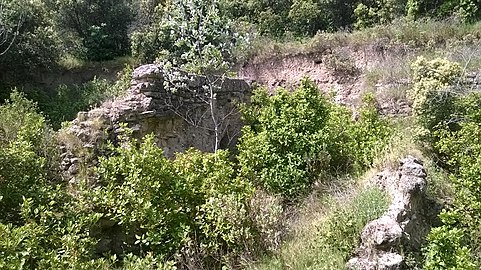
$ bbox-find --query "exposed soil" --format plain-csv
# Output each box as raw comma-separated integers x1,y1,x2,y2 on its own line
238,47,373,103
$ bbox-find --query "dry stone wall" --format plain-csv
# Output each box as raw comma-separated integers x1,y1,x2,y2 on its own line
347,156,433,270
59,64,251,183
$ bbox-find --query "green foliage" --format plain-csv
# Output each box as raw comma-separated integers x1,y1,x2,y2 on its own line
0,0,61,72
411,57,481,264
406,0,479,21
354,0,407,29
47,0,134,61
423,211,477,270
238,79,330,198
0,92,107,269
287,0,322,36
0,91,51,222
131,0,243,73
238,79,391,199
121,253,176,270
86,136,254,266
223,0,357,37
0,90,46,146
408,56,461,144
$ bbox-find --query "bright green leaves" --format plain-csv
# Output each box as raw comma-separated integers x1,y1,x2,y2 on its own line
424,226,476,270
90,137,254,263
238,79,391,199
408,57,461,144
238,79,330,199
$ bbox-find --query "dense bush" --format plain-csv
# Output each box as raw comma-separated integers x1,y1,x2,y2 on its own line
80,135,255,267
223,0,355,37
46,0,134,61
409,57,480,266
354,0,406,29
0,92,257,268
0,92,103,268
0,0,61,73
423,211,477,269
408,56,462,146
238,79,391,199
407,0,479,21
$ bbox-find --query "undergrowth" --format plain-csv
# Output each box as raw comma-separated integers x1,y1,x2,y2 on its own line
248,186,389,270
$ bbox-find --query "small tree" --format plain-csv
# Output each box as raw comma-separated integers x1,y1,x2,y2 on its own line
132,0,248,152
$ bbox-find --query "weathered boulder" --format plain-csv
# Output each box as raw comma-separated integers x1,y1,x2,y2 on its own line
347,156,430,270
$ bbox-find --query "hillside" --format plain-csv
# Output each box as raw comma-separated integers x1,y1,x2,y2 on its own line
2,1,481,269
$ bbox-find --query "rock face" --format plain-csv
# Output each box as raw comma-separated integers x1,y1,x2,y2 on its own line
347,156,430,270
59,64,251,183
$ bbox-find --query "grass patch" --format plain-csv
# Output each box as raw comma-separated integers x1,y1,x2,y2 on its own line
58,55,138,71
370,117,422,170
248,186,389,270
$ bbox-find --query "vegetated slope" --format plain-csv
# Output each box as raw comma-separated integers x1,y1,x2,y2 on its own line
240,20,481,270
238,19,481,114
3,3,481,267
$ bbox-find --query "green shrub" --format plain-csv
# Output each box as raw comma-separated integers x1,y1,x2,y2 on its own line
238,79,391,199
0,91,104,269
410,57,481,264
408,56,462,145
354,0,406,29
48,0,134,61
131,0,243,71
86,135,254,267
423,211,477,270
238,79,330,199
0,91,52,223
287,0,322,36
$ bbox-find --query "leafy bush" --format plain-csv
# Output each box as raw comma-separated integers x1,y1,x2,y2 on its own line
85,136,254,267
423,211,477,270
0,92,105,269
238,79,330,199
48,0,134,61
354,0,407,29
409,57,481,264
0,91,51,222
238,79,391,199
131,0,243,72
408,56,462,145
407,0,479,21
0,0,61,73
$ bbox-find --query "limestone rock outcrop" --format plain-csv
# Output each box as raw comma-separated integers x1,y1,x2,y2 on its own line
59,64,251,183
347,156,430,270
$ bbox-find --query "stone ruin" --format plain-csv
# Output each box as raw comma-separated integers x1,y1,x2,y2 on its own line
59,64,251,183
347,156,436,270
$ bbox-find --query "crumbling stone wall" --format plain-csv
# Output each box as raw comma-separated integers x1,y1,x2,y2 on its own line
59,64,251,183
347,156,434,270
